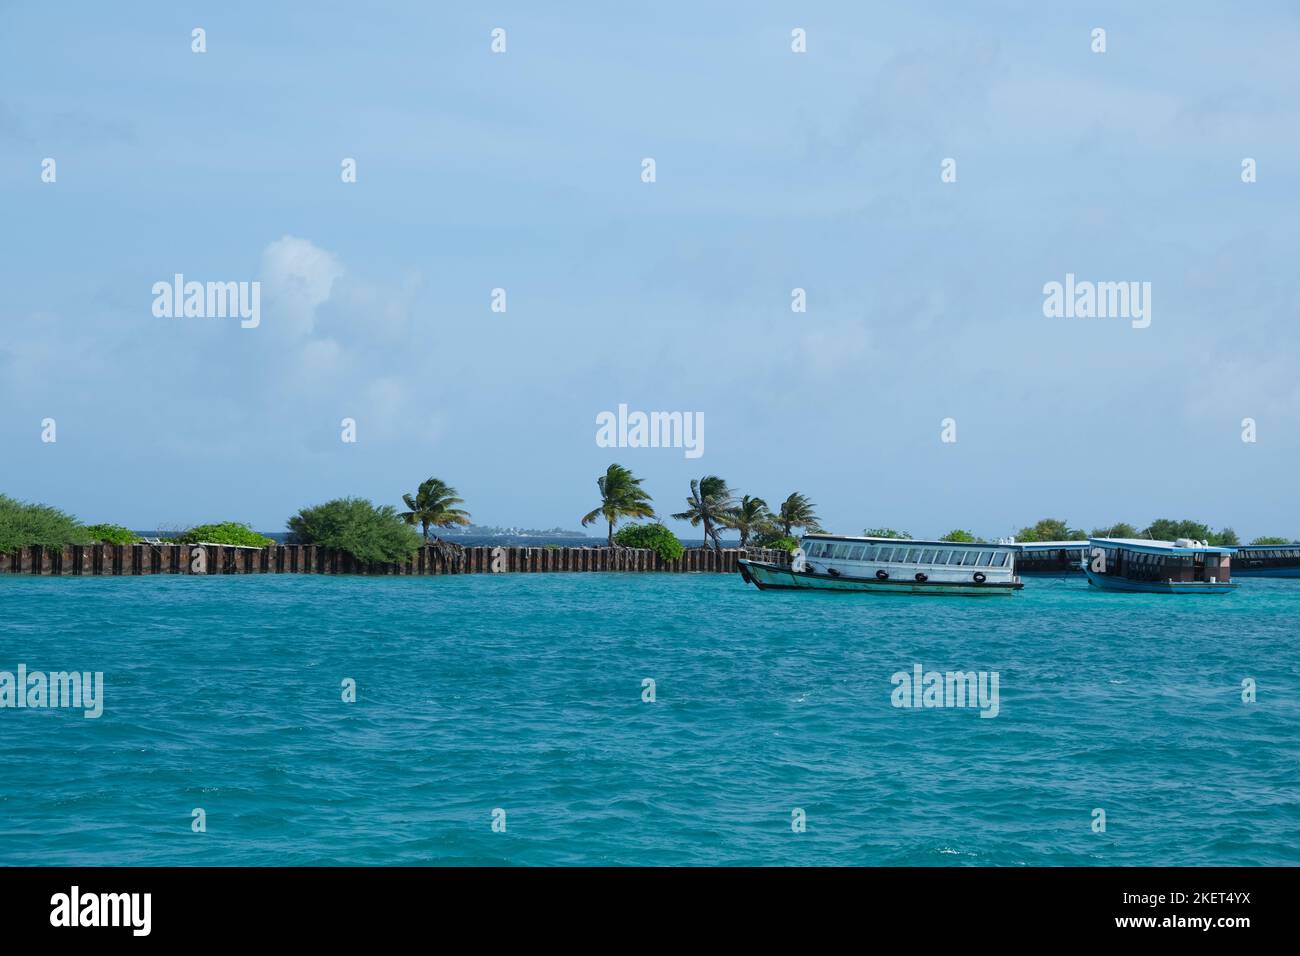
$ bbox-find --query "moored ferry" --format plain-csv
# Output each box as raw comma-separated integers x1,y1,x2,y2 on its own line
1231,543,1300,578
739,534,1023,596
1014,541,1087,574
1085,538,1237,594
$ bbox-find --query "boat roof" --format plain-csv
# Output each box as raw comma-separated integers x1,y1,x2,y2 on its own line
1088,537,1236,555
1235,543,1299,550
1014,541,1087,550
802,534,1015,549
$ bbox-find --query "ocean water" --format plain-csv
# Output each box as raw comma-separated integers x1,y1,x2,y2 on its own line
1,572,1297,866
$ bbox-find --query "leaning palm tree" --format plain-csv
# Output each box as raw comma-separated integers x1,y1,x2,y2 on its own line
581,463,656,546
400,477,471,547
672,476,736,550
722,494,769,548
776,492,819,537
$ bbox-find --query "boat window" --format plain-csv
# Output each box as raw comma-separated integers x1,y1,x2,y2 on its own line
803,542,819,557
993,552,1009,567
955,551,973,565
934,550,950,564
876,547,893,562
947,551,965,565
919,549,935,563
898,548,913,563
862,546,878,561
848,546,864,560
977,551,994,566
833,544,850,559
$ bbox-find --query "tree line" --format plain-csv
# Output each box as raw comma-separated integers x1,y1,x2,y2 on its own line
2,479,1291,569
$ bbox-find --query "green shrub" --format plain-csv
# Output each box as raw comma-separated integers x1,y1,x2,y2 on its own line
1016,518,1085,542
0,495,90,551
940,529,983,543
175,522,273,547
1250,536,1294,545
84,523,141,545
863,527,910,539
762,535,799,553
287,498,422,564
613,522,685,562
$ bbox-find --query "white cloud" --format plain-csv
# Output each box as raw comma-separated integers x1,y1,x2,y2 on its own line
259,235,344,340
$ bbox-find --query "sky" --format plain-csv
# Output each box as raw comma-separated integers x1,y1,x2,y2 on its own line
2,1,1298,541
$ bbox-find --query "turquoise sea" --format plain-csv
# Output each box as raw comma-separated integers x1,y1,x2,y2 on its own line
1,573,1297,866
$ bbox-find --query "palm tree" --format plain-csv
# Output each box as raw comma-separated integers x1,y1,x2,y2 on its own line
672,476,735,550
776,492,820,537
400,477,471,543
581,463,655,546
723,495,769,548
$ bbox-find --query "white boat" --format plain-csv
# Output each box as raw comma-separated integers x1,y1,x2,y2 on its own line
739,534,1023,596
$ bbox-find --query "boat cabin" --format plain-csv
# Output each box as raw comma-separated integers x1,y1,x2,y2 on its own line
1014,541,1087,574
1085,538,1236,593
1231,544,1300,578
798,535,1019,586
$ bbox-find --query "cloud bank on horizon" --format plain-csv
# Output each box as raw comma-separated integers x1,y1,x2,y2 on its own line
1,2,1298,540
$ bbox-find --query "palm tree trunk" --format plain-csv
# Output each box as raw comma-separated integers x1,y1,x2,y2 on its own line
608,520,614,547
422,520,430,542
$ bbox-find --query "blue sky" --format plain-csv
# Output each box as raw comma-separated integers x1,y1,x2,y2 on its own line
2,2,1298,540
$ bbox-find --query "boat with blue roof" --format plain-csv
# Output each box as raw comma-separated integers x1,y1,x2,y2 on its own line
1085,537,1237,594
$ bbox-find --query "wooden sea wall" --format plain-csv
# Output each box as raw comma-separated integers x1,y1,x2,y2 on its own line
0,544,791,577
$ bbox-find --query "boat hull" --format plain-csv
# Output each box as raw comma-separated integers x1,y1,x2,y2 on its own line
738,560,1021,596
1232,567,1300,578
1085,568,1237,594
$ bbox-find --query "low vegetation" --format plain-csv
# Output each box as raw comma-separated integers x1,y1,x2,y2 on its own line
83,523,141,545
612,522,685,562
174,522,274,548
0,495,89,551
288,498,422,564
